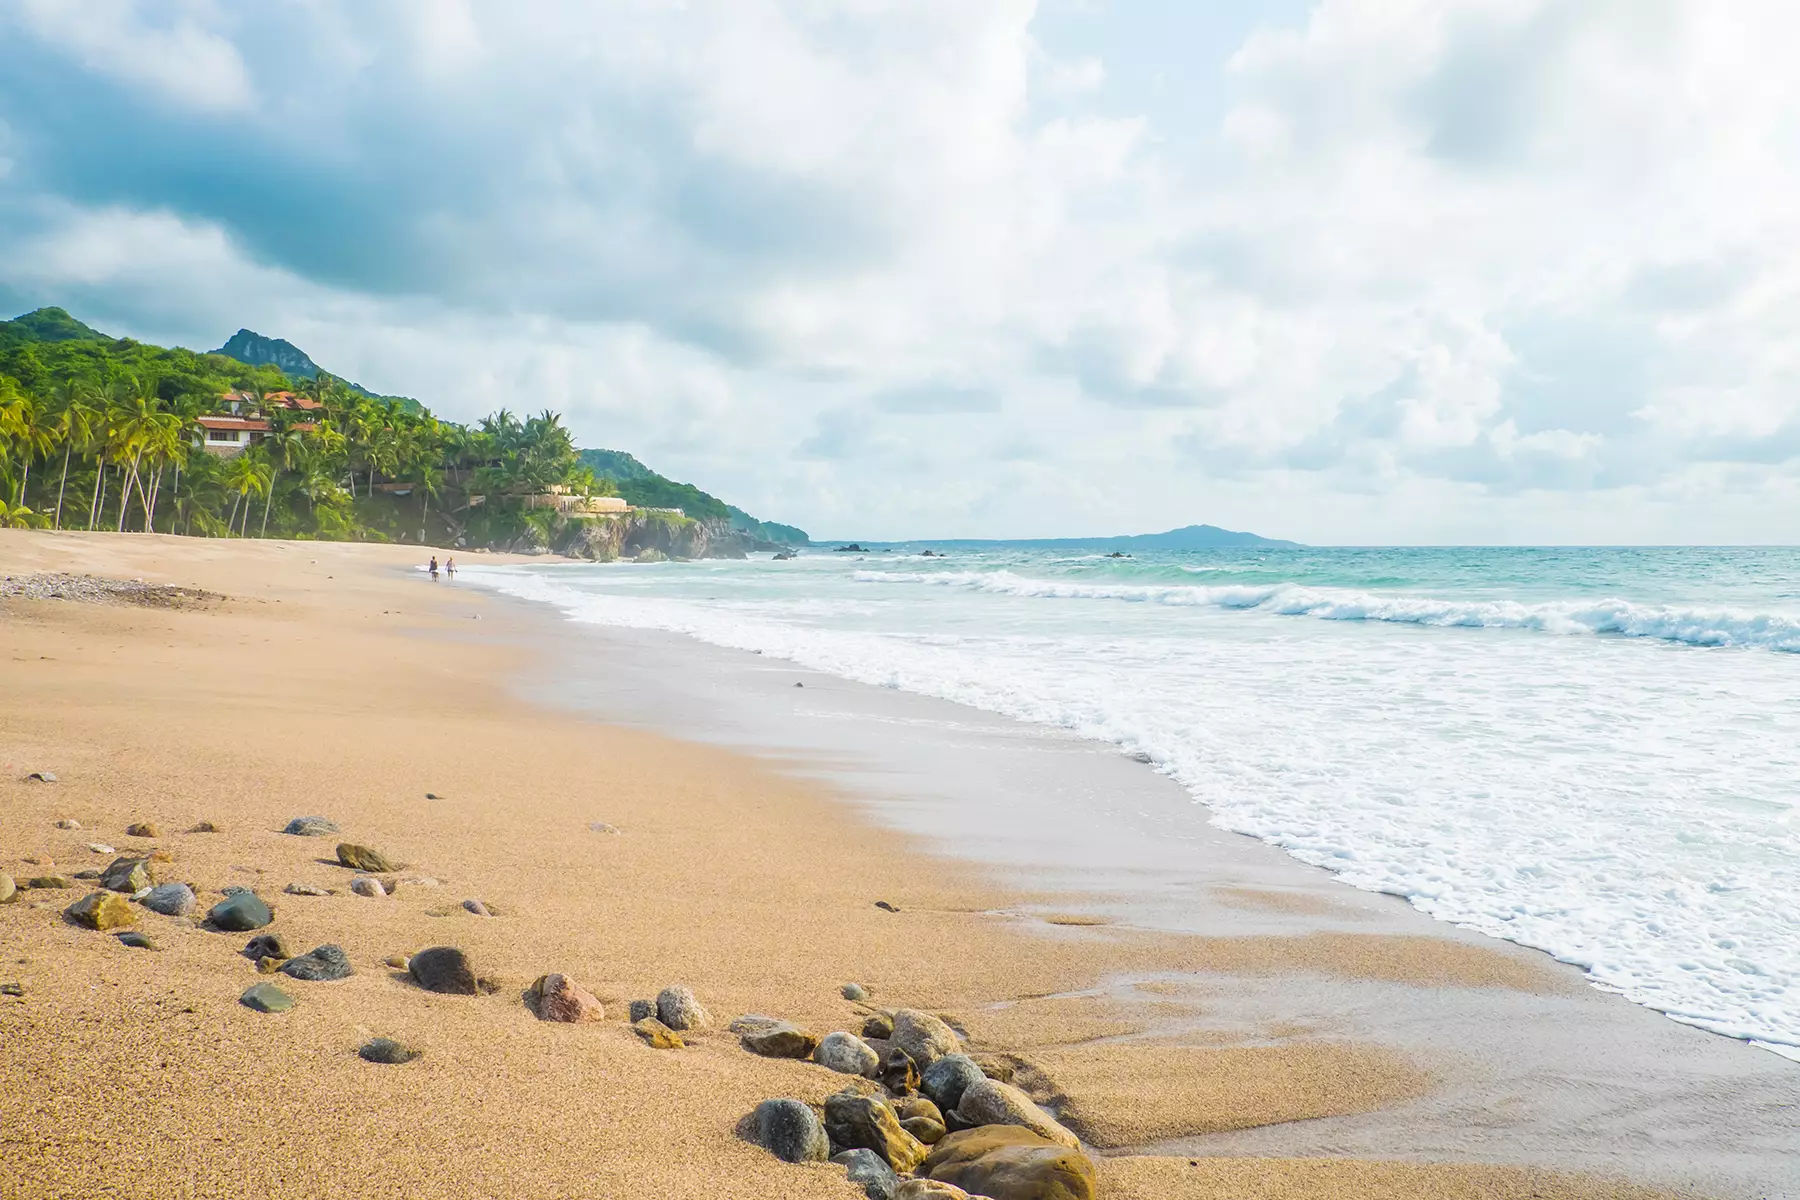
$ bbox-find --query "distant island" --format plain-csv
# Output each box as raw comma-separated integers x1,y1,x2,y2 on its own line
0,307,806,558
827,524,1300,551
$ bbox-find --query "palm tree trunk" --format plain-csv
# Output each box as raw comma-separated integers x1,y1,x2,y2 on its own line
227,491,241,535
90,457,106,530
146,466,163,532
260,473,276,537
54,443,71,529
17,460,28,507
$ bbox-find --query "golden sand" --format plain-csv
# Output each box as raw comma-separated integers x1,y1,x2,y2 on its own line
0,531,1676,1199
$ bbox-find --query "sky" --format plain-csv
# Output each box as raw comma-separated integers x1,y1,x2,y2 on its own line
3,0,1799,544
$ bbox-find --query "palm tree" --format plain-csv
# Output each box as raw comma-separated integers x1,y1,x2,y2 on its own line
49,379,99,530
258,418,306,537
224,452,270,537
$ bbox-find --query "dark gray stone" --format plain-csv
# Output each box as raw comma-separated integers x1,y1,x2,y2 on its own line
628,999,654,1022
141,882,196,916
208,892,272,931
408,946,478,995
115,931,158,950
280,944,354,982
753,1098,829,1163
244,933,291,960
359,1037,421,1064
921,1054,985,1113
833,1148,898,1200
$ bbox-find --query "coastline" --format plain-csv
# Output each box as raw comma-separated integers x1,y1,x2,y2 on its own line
0,531,1789,1199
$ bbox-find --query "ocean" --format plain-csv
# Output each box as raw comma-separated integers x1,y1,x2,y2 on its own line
467,544,1800,1056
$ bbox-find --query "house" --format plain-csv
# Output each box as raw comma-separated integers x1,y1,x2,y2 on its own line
221,390,323,414
196,414,273,456
465,492,631,514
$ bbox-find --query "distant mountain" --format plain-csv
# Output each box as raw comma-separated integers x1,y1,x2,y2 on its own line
213,327,421,411
578,448,808,545
860,524,1301,550
0,306,110,348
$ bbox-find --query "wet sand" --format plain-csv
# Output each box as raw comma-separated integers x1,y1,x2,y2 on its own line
0,530,1776,1198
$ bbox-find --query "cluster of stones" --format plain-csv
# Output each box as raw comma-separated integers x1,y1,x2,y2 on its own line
745,999,1097,1200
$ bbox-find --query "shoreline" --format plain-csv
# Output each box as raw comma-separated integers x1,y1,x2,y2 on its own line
1,531,1791,1199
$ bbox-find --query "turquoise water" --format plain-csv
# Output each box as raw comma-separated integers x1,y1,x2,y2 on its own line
472,544,1800,1054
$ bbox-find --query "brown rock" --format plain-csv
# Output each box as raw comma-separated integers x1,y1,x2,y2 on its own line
900,1096,947,1144
740,1021,819,1059
408,946,479,995
0,873,14,904
923,1126,1097,1200
632,1017,684,1049
881,1044,921,1096
862,1010,896,1040
99,857,154,893
187,821,221,833
904,1115,948,1144
125,822,161,839
894,1181,970,1200
65,891,136,931
336,843,399,872
823,1089,928,1174
952,1081,1080,1150
531,973,605,1023
26,875,74,890
891,1008,962,1067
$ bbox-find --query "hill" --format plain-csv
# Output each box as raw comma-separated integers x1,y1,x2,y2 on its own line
578,449,807,544
214,328,422,412
0,306,110,349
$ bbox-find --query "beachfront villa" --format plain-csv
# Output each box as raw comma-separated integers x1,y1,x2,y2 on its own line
195,391,321,456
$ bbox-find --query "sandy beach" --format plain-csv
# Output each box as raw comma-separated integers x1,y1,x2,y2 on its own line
0,530,1773,1199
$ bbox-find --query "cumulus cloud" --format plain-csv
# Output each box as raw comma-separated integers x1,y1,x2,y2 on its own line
1,0,1799,541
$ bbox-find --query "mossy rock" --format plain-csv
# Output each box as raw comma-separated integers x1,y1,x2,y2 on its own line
66,891,136,931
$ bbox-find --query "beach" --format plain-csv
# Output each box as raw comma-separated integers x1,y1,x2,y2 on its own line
0,531,1790,1199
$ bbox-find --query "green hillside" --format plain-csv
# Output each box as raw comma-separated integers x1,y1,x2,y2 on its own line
579,449,807,543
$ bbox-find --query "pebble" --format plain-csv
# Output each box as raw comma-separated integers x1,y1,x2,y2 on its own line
54,819,80,830
628,999,655,1023
280,944,355,982
951,1079,1080,1149
187,821,221,833
588,822,621,834
424,792,441,800
890,1009,962,1069
240,982,294,1013
631,1017,684,1049
24,770,57,783
741,1021,820,1059
921,1055,986,1113
359,1037,421,1064
408,946,479,995
656,985,710,1031
530,973,605,1023
0,873,14,905
284,882,332,897
207,892,273,932
116,931,159,951
815,1031,881,1078
142,882,197,917
244,933,292,960
834,1148,899,1200
753,1098,829,1163
336,843,399,872
843,982,869,1001
66,891,136,930
349,877,386,897
73,870,101,880
0,982,23,997
460,898,493,917
875,900,900,913
85,843,116,855
281,816,340,837
219,885,252,898
124,822,161,839
100,857,153,894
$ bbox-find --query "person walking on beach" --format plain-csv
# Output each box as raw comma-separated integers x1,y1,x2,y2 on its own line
445,557,456,578
428,556,439,580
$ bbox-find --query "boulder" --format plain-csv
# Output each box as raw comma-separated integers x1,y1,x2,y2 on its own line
530,973,605,1023
66,892,135,930
842,982,869,1001
359,1037,421,1064
409,946,479,995
0,873,14,905
862,1011,895,1039
881,1045,921,1096
952,1080,1079,1150
628,999,655,1023
656,984,710,1031
125,822,161,839
741,1021,819,1059
632,1017,684,1049
922,1126,1097,1200
280,944,354,982
100,857,153,894
141,882,196,916
893,1181,970,1199
815,1031,881,1077
891,1009,961,1068
921,1055,986,1112
833,1148,898,1200
753,1098,829,1163
824,1090,928,1173
207,892,273,932
336,843,399,872
282,816,339,837
240,982,294,1013
244,933,292,960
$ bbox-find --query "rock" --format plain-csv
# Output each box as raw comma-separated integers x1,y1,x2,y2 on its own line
100,857,154,894
187,821,221,833
875,900,899,912
0,982,23,997
753,1098,830,1163
219,885,251,897
280,944,354,982
881,1045,921,1096
863,1011,895,1040
149,849,175,864
728,1013,786,1035
631,1017,684,1048
284,882,332,897
588,822,621,834
461,898,493,917
24,770,57,783
815,1031,881,1077
922,1055,986,1112
952,1080,1079,1150
240,982,294,1013
825,1090,929,1173
656,984,710,1031
891,1009,961,1068
843,982,869,1001
970,1054,1015,1083
26,875,74,890
385,953,411,970
0,874,14,905
125,822,161,839
257,956,284,974
628,999,655,1023
73,870,101,880
530,973,605,1022
900,1096,945,1125
336,843,399,872
359,1037,421,1064
894,1182,970,1200
86,843,116,855
208,892,273,931
66,891,136,930
408,946,478,995
54,819,80,830
350,877,387,897
244,933,291,960
116,931,158,950
425,792,441,800
834,1148,899,1200
742,1021,819,1059
398,875,439,888
903,1115,947,1144
142,882,197,917
282,816,340,837
922,1126,1097,1200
